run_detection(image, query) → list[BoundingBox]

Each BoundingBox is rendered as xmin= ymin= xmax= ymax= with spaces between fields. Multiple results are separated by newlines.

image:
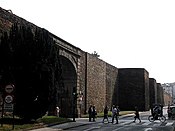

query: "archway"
xmin=58 ymin=55 xmax=77 ymax=117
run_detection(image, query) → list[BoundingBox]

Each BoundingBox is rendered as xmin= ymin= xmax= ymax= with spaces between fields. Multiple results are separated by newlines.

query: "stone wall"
xmin=83 ymin=53 xmax=119 ymax=112
xmin=144 ymin=70 xmax=150 ymax=110
xmin=106 ymin=64 xmax=118 ymax=110
xmin=78 ymin=51 xmax=87 ymax=114
xmin=0 ymin=6 xmax=120 ymax=116
xmin=157 ymin=83 xmax=164 ymax=105
xmin=118 ymin=68 xmax=150 ymax=111
xmin=149 ymin=78 xmax=157 ymax=107
xmin=86 ymin=53 xmax=106 ymax=112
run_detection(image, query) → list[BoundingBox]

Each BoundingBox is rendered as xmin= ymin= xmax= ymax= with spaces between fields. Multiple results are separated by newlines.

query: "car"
xmin=167 ymin=105 xmax=175 ymax=119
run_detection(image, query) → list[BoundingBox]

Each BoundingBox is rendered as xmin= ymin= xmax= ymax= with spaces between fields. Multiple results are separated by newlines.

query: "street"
xmin=32 ymin=107 xmax=175 ymax=131
xmin=60 ymin=107 xmax=174 ymax=131
xmin=62 ymin=115 xmax=174 ymax=131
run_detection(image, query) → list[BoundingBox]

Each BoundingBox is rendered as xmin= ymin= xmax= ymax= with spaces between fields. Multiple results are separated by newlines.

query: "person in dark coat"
xmin=92 ymin=105 xmax=97 ymax=122
xmin=133 ymin=106 xmax=141 ymax=123
xmin=102 ymin=105 xmax=109 ymax=123
xmin=88 ymin=105 xmax=93 ymax=122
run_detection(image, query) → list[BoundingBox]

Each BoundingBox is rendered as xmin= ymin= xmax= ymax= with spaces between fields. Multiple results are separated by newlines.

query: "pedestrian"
xmin=112 ymin=105 xmax=119 ymax=124
xmin=102 ymin=105 xmax=109 ymax=123
xmin=88 ymin=105 xmax=93 ymax=122
xmin=167 ymin=105 xmax=172 ymax=118
xmin=133 ymin=106 xmax=141 ymax=123
xmin=92 ymin=105 xmax=97 ymax=122
xmin=56 ymin=106 xmax=60 ymax=117
xmin=159 ymin=104 xmax=163 ymax=117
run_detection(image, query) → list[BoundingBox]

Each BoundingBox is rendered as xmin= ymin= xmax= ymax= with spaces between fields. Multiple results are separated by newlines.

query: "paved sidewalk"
xmin=30 ymin=111 xmax=150 ymax=131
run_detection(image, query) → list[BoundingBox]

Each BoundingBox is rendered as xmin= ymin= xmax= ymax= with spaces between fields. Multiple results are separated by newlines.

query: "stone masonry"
xmin=86 ymin=53 xmax=107 ymax=112
xmin=149 ymin=78 xmax=157 ymax=107
xmin=157 ymin=83 xmax=164 ymax=105
xmin=118 ymin=68 xmax=150 ymax=111
xmin=0 ymin=7 xmax=167 ymax=117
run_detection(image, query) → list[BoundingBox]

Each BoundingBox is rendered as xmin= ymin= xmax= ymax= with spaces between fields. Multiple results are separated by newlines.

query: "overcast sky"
xmin=1 ymin=0 xmax=175 ymax=83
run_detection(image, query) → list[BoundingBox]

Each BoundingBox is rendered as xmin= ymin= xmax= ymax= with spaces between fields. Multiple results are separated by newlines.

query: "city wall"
xmin=149 ymin=78 xmax=157 ymax=107
xmin=0 ymin=7 xmax=167 ymax=116
xmin=80 ymin=52 xmax=118 ymax=113
xmin=157 ymin=83 xmax=164 ymax=105
xmin=118 ymin=68 xmax=150 ymax=111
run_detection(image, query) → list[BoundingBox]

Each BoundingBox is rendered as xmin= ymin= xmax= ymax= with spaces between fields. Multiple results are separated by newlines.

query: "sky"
xmin=1 ymin=0 xmax=175 ymax=83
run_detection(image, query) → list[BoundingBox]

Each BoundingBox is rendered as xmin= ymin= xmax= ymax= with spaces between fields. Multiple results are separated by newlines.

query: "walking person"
xmin=112 ymin=105 xmax=119 ymax=124
xmin=88 ymin=105 xmax=93 ymax=122
xmin=56 ymin=106 xmax=60 ymax=117
xmin=133 ymin=106 xmax=141 ymax=123
xmin=92 ymin=105 xmax=97 ymax=122
xmin=102 ymin=105 xmax=109 ymax=123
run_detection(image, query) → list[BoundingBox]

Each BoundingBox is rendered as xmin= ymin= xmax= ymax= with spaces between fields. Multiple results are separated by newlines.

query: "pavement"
xmin=29 ymin=112 xmax=146 ymax=131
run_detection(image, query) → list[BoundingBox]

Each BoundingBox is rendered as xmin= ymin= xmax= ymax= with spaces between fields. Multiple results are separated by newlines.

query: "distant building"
xmin=162 ymin=82 xmax=175 ymax=104
xmin=164 ymin=91 xmax=172 ymax=106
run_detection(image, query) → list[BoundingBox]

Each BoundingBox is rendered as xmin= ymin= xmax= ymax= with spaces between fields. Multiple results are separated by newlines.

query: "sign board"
xmin=5 ymin=85 xmax=14 ymax=94
xmin=5 ymin=95 xmax=13 ymax=104
xmin=4 ymin=103 xmax=13 ymax=112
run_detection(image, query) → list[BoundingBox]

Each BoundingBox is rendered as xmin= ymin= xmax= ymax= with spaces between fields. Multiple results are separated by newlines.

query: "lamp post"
xmin=72 ymin=87 xmax=77 ymax=122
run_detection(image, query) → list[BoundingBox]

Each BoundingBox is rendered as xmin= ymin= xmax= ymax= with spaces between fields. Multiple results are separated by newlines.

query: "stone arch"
xmin=58 ymin=55 xmax=77 ymax=117
xmin=59 ymin=50 xmax=78 ymax=73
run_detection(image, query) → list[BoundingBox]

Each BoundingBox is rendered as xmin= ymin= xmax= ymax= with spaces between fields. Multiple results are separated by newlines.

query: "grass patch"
xmin=119 ymin=111 xmax=135 ymax=116
xmin=37 ymin=116 xmax=72 ymax=125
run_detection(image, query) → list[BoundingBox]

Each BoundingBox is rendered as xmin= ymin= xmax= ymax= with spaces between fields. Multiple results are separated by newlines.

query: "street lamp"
xmin=72 ymin=87 xmax=77 ymax=122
